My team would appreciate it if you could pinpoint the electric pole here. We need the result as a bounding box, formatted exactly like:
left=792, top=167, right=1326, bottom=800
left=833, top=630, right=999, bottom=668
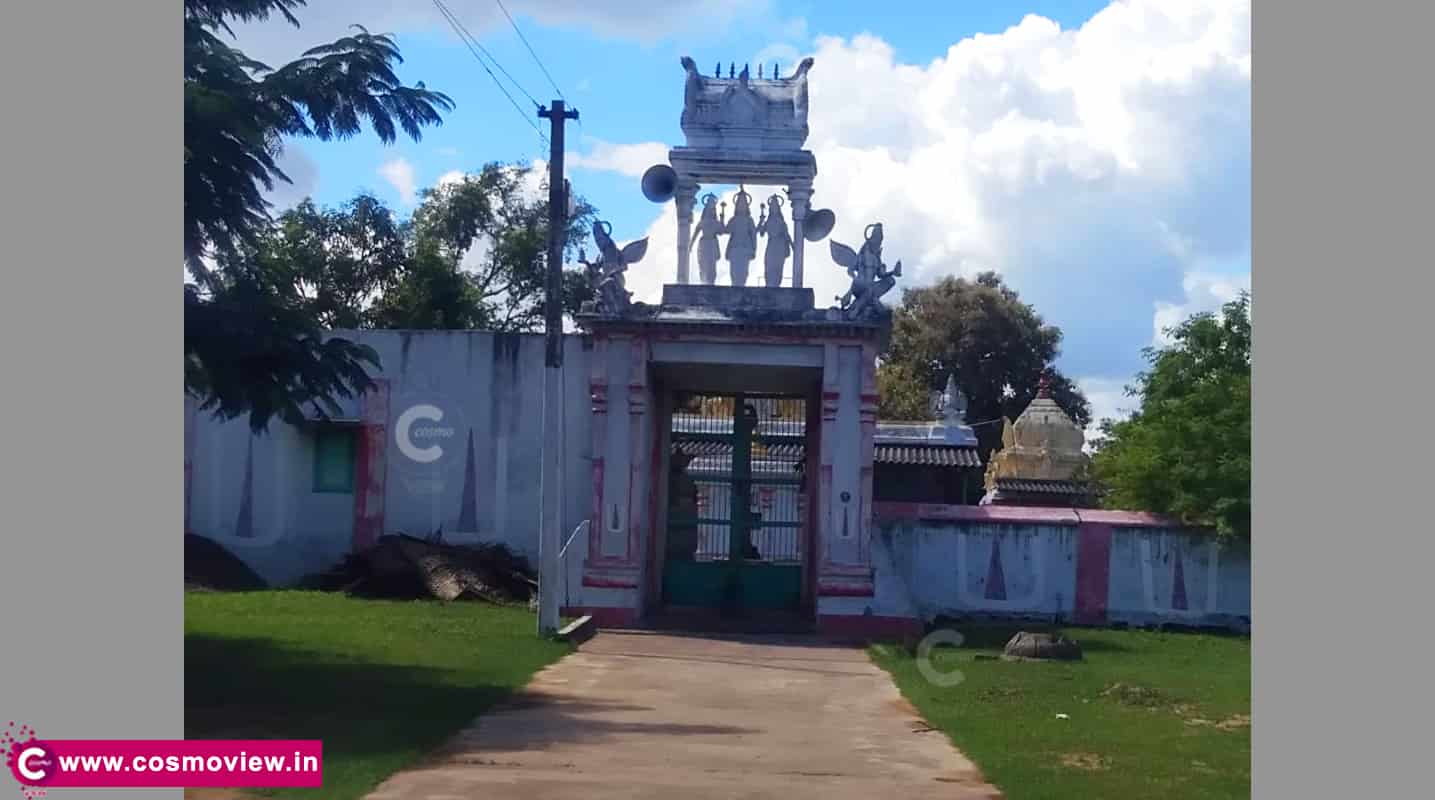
left=537, top=100, right=578, bottom=635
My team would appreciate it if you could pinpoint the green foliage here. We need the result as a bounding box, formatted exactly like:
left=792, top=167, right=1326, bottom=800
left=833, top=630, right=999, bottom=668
left=184, top=0, right=452, bottom=431
left=184, top=0, right=452, bottom=270
left=185, top=591, right=570, bottom=800
left=877, top=360, right=936, bottom=420
left=255, top=194, right=409, bottom=328
left=183, top=279, right=379, bottom=431
left=871, top=624, right=1250, bottom=800
left=229, top=163, right=598, bottom=332
left=884, top=272, right=1091, bottom=458
left=1092, top=293, right=1251, bottom=538
left=370, top=164, right=597, bottom=331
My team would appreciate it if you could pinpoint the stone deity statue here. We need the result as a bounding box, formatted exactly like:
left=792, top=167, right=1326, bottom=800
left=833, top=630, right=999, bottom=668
left=829, top=222, right=902, bottom=321
left=580, top=221, right=647, bottom=315
left=689, top=193, right=723, bottom=285
left=723, top=188, right=758, bottom=286
left=756, top=193, right=792, bottom=288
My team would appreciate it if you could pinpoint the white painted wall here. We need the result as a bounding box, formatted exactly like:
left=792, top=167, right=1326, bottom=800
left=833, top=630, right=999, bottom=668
left=187, top=331, right=594, bottom=586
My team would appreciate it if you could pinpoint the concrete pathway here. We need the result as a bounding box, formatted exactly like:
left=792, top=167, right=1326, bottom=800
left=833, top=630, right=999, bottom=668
left=366, top=631, right=1002, bottom=799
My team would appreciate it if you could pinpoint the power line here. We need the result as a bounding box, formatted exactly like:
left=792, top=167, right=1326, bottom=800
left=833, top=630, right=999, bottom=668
left=430, top=0, right=548, bottom=145
left=493, top=0, right=566, bottom=101
left=433, top=0, right=543, bottom=109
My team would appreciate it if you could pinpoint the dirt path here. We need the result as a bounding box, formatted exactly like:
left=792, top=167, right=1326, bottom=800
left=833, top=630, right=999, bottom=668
left=365, top=631, right=1001, bottom=799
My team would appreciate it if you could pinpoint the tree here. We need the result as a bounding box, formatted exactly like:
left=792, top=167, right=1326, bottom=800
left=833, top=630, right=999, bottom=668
left=876, top=360, right=935, bottom=421
left=1091, top=293, right=1251, bottom=538
left=232, top=163, right=599, bottom=332
left=884, top=272, right=1091, bottom=459
left=184, top=0, right=453, bottom=431
left=244, top=194, right=409, bottom=328
left=371, top=163, right=597, bottom=331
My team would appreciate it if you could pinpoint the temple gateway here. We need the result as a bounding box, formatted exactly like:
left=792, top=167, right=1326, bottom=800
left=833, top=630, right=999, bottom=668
left=567, top=56, right=917, bottom=629
left=183, top=57, right=1251, bottom=636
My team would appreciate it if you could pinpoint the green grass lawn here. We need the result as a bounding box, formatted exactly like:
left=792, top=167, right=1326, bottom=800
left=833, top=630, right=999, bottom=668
left=870, top=624, right=1250, bottom=799
left=185, top=591, right=572, bottom=800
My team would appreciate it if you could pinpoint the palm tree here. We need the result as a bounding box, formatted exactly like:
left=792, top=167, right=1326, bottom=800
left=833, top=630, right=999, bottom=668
left=183, top=0, right=454, bottom=430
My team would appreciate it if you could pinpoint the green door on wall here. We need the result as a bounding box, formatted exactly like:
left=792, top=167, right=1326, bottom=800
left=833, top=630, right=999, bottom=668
left=663, top=392, right=806, bottom=614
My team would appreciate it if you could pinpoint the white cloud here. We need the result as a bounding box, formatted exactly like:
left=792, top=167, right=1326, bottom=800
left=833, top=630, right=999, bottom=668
left=582, top=0, right=1249, bottom=412
left=377, top=157, right=418, bottom=205
left=436, top=169, right=468, bottom=189
left=568, top=140, right=670, bottom=178
left=1077, top=375, right=1137, bottom=448
left=1152, top=270, right=1251, bottom=346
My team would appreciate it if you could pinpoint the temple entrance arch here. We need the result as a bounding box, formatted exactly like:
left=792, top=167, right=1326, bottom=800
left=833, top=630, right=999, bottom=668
left=564, top=52, right=903, bottom=634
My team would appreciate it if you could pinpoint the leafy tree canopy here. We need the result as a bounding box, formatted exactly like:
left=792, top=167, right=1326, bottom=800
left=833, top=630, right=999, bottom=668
left=876, top=360, right=936, bottom=421
left=882, top=272, right=1091, bottom=459
left=184, top=0, right=452, bottom=273
left=1091, top=293, right=1251, bottom=538
left=370, top=164, right=597, bottom=331
left=184, top=0, right=452, bottom=431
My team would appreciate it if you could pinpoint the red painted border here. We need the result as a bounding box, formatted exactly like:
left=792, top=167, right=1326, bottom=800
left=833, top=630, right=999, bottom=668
left=561, top=605, right=641, bottom=628
left=1073, top=522, right=1114, bottom=624
left=352, top=380, right=390, bottom=552
left=816, top=614, right=921, bottom=640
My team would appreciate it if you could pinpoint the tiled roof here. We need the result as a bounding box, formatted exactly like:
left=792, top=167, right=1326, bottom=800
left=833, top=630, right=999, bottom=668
left=992, top=478, right=1098, bottom=495
left=673, top=439, right=980, bottom=469
left=873, top=444, right=982, bottom=468
left=672, top=440, right=805, bottom=459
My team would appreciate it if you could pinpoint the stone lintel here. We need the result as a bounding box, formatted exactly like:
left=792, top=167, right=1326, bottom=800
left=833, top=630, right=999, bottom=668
left=669, top=147, right=816, bottom=186
left=661, top=283, right=814, bottom=312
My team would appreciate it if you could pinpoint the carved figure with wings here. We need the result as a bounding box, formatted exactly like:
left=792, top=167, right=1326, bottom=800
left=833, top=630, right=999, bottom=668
left=582, top=221, right=648, bottom=315
left=829, top=222, right=902, bottom=320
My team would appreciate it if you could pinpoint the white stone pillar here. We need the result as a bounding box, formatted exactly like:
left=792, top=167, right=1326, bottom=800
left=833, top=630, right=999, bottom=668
left=788, top=181, right=812, bottom=288
left=675, top=180, right=698, bottom=285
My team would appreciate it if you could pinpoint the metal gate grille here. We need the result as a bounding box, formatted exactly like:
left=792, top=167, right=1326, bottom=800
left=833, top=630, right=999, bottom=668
left=670, top=395, right=806, bottom=563
left=664, top=392, right=808, bottom=612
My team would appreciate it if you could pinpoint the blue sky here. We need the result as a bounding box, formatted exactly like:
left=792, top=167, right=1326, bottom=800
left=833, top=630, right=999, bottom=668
left=233, top=0, right=1252, bottom=436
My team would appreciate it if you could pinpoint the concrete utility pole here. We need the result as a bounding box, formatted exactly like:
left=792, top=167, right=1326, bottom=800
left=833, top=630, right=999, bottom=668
left=537, top=100, right=578, bottom=635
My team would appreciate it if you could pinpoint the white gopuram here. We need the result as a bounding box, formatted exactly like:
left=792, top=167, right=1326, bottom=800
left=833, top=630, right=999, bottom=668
left=641, top=58, right=835, bottom=289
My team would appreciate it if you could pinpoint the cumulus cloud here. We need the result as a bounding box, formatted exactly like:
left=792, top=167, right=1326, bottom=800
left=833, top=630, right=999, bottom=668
left=1152, top=270, right=1251, bottom=346
left=378, top=157, right=418, bottom=205
left=568, top=140, right=670, bottom=178
left=590, top=0, right=1250, bottom=402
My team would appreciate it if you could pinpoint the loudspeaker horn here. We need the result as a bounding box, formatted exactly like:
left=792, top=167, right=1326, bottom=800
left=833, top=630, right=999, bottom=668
left=641, top=164, right=678, bottom=203
left=803, top=208, right=836, bottom=242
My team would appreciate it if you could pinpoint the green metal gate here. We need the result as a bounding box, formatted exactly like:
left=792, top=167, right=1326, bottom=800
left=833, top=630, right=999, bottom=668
left=663, top=392, right=806, bottom=613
